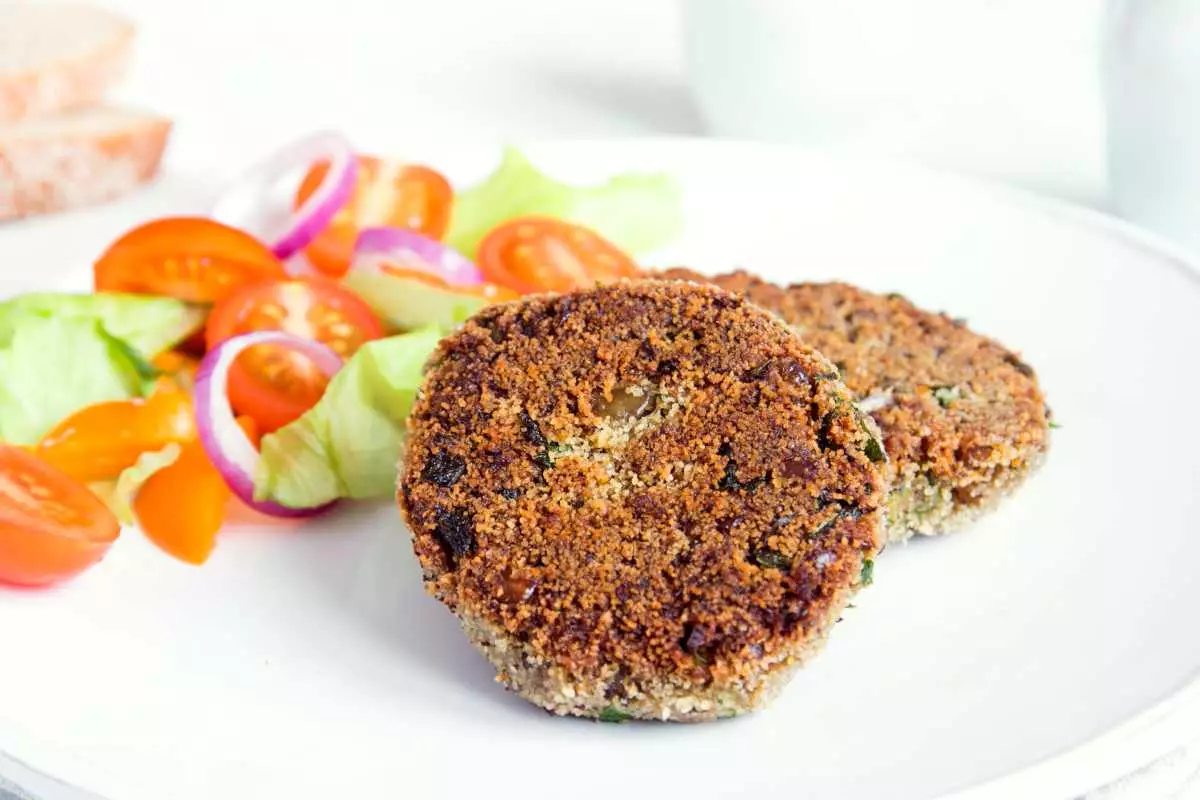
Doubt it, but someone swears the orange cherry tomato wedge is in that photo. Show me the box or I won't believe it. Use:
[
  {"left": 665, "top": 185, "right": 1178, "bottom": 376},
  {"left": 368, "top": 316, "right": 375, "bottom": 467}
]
[
  {"left": 132, "top": 417, "right": 258, "bottom": 566},
  {"left": 94, "top": 217, "right": 287, "bottom": 304},
  {"left": 0, "top": 444, "right": 120, "bottom": 586},
  {"left": 477, "top": 217, "right": 642, "bottom": 294},
  {"left": 35, "top": 384, "right": 196, "bottom": 483},
  {"left": 296, "top": 156, "right": 454, "bottom": 277},
  {"left": 206, "top": 279, "right": 384, "bottom": 433}
]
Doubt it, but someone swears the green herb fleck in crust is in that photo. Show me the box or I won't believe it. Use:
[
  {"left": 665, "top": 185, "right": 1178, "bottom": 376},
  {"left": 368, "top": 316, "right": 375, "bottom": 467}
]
[
  {"left": 752, "top": 548, "right": 792, "bottom": 570},
  {"left": 851, "top": 407, "right": 886, "bottom": 463},
  {"left": 599, "top": 706, "right": 634, "bottom": 723},
  {"left": 932, "top": 385, "right": 960, "bottom": 408},
  {"left": 860, "top": 558, "right": 875, "bottom": 587}
]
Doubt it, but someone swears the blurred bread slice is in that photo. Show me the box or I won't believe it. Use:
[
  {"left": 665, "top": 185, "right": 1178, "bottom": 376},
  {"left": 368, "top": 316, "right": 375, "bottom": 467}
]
[
  {"left": 0, "top": 106, "right": 171, "bottom": 220},
  {"left": 0, "top": 4, "right": 134, "bottom": 124}
]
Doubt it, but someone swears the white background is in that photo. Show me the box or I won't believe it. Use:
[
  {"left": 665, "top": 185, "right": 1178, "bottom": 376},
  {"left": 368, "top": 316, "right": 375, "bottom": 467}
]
[
  {"left": 96, "top": 0, "right": 1108, "bottom": 202},
  {"left": 105, "top": 0, "right": 700, "bottom": 171}
]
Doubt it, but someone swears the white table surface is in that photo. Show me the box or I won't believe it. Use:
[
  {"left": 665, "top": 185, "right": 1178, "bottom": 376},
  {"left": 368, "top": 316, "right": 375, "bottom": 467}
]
[{"left": 2, "top": 0, "right": 1197, "bottom": 796}]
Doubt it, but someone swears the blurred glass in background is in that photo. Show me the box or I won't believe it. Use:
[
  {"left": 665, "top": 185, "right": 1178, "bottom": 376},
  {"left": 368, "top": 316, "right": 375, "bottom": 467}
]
[
  {"left": 682, "top": 0, "right": 1105, "bottom": 203},
  {"left": 1105, "top": 0, "right": 1200, "bottom": 255}
]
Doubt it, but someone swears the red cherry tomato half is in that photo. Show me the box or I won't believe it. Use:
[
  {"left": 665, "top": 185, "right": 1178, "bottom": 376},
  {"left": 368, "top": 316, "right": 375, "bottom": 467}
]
[
  {"left": 477, "top": 217, "right": 642, "bottom": 294},
  {"left": 94, "top": 217, "right": 286, "bottom": 304},
  {"left": 205, "top": 279, "right": 384, "bottom": 432},
  {"left": 0, "top": 445, "right": 120, "bottom": 586}
]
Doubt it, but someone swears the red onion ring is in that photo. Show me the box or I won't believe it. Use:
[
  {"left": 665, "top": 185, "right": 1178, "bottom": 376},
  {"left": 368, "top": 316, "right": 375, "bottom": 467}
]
[
  {"left": 353, "top": 226, "right": 484, "bottom": 286},
  {"left": 211, "top": 131, "right": 357, "bottom": 259},
  {"left": 195, "top": 331, "right": 342, "bottom": 517},
  {"left": 284, "top": 251, "right": 320, "bottom": 278}
]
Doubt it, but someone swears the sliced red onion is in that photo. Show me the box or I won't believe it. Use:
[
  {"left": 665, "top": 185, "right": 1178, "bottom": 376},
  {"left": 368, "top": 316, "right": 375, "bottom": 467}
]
[
  {"left": 195, "top": 331, "right": 342, "bottom": 517},
  {"left": 284, "top": 251, "right": 320, "bottom": 278},
  {"left": 353, "top": 226, "right": 484, "bottom": 287},
  {"left": 211, "top": 132, "right": 357, "bottom": 259}
]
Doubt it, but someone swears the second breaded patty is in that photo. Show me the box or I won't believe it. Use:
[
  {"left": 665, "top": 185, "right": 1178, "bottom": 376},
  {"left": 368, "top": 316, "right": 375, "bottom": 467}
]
[
  {"left": 400, "top": 281, "right": 886, "bottom": 721},
  {"left": 659, "top": 269, "right": 1050, "bottom": 540}
]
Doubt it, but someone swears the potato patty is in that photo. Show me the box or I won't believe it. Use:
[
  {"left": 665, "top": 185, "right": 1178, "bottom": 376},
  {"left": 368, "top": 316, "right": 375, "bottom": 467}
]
[
  {"left": 659, "top": 269, "right": 1050, "bottom": 539},
  {"left": 399, "top": 281, "right": 886, "bottom": 721}
]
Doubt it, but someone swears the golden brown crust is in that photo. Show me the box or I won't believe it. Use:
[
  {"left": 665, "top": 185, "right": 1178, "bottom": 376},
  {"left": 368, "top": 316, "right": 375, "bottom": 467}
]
[
  {"left": 659, "top": 269, "right": 1050, "bottom": 537},
  {"left": 399, "top": 281, "right": 885, "bottom": 712}
]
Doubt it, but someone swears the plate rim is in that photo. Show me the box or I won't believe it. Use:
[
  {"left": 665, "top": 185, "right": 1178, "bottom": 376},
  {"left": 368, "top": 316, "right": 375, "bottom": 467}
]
[
  {"left": 903, "top": 167, "right": 1200, "bottom": 799},
  {"left": 2, "top": 136, "right": 1197, "bottom": 800}
]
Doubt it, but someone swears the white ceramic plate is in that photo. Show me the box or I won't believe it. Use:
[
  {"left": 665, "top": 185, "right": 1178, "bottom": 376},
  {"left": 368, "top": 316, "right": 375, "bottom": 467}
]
[{"left": 1, "top": 140, "right": 1198, "bottom": 800}]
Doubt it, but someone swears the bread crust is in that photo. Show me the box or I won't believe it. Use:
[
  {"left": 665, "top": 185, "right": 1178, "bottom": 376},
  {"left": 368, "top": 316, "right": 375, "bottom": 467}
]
[
  {"left": 0, "top": 111, "right": 170, "bottom": 220},
  {"left": 0, "top": 11, "right": 134, "bottom": 124}
]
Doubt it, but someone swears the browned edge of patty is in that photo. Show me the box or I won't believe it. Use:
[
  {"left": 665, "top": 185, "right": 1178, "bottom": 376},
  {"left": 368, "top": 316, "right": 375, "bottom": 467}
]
[
  {"left": 658, "top": 268, "right": 1051, "bottom": 539},
  {"left": 399, "top": 280, "right": 887, "bottom": 719}
]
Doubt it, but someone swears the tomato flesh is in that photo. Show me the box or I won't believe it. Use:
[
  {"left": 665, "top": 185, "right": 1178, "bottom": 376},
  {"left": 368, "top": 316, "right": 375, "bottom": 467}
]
[
  {"left": 0, "top": 445, "right": 120, "bottom": 586},
  {"left": 297, "top": 156, "right": 454, "bottom": 277},
  {"left": 36, "top": 384, "right": 196, "bottom": 483},
  {"left": 134, "top": 441, "right": 223, "bottom": 566},
  {"left": 477, "top": 217, "right": 641, "bottom": 294},
  {"left": 94, "top": 217, "right": 286, "bottom": 304},
  {"left": 206, "top": 279, "right": 383, "bottom": 432},
  {"left": 132, "top": 418, "right": 258, "bottom": 566}
]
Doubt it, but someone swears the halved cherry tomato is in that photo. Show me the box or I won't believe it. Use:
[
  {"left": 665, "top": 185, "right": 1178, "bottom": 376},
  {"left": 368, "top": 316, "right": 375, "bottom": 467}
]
[
  {"left": 0, "top": 445, "right": 120, "bottom": 586},
  {"left": 35, "top": 383, "right": 196, "bottom": 483},
  {"left": 477, "top": 217, "right": 642, "bottom": 294},
  {"left": 296, "top": 156, "right": 453, "bottom": 277},
  {"left": 94, "top": 217, "right": 287, "bottom": 304},
  {"left": 206, "top": 279, "right": 384, "bottom": 433}
]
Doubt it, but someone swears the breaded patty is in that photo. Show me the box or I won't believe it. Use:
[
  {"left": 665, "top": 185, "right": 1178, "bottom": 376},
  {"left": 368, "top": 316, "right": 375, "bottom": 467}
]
[
  {"left": 399, "top": 281, "right": 887, "bottom": 721},
  {"left": 659, "top": 269, "right": 1050, "bottom": 540}
]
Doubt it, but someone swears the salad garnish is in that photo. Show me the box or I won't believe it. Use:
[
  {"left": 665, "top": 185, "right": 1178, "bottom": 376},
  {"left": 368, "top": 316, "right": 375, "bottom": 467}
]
[
  {"left": 0, "top": 135, "right": 682, "bottom": 581},
  {"left": 211, "top": 131, "right": 357, "bottom": 260},
  {"left": 195, "top": 330, "right": 341, "bottom": 517}
]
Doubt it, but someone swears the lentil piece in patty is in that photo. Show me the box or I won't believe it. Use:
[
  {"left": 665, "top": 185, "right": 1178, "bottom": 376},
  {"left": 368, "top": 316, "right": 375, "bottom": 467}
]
[
  {"left": 659, "top": 269, "right": 1050, "bottom": 540},
  {"left": 399, "top": 281, "right": 887, "bottom": 721}
]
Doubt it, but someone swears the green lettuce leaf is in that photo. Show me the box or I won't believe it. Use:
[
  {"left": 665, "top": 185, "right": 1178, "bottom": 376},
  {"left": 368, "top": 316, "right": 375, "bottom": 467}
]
[
  {"left": 105, "top": 444, "right": 184, "bottom": 525},
  {"left": 0, "top": 292, "right": 205, "bottom": 356},
  {"left": 444, "top": 147, "right": 683, "bottom": 259},
  {"left": 568, "top": 172, "right": 686, "bottom": 255},
  {"left": 253, "top": 326, "right": 444, "bottom": 508},
  {"left": 341, "top": 270, "right": 491, "bottom": 333},
  {"left": 0, "top": 315, "right": 153, "bottom": 444}
]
